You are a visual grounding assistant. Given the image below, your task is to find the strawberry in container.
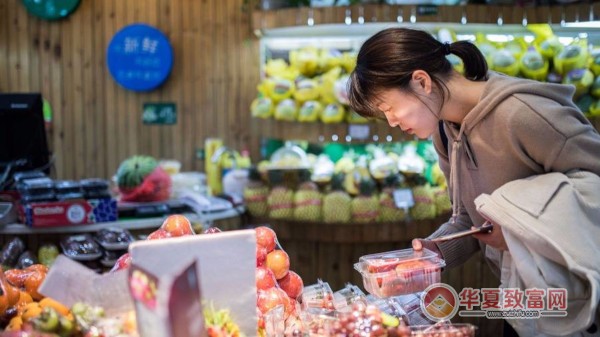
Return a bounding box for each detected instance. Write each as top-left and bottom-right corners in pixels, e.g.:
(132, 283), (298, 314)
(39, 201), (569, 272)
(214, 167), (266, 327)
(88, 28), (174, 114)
(297, 279), (335, 312)
(354, 248), (445, 298)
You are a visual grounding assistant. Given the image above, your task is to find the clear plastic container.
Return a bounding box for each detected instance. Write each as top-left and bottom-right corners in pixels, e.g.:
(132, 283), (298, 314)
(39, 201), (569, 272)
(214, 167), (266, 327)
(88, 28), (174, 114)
(394, 293), (435, 326)
(332, 283), (367, 312)
(54, 180), (84, 200)
(263, 304), (285, 337)
(298, 309), (337, 337)
(298, 279), (335, 312)
(60, 234), (103, 261)
(159, 159), (182, 175)
(94, 227), (135, 250)
(367, 296), (408, 321)
(269, 141), (310, 169)
(100, 249), (127, 267)
(354, 248), (445, 298)
(409, 323), (477, 337)
(12, 171), (46, 184)
(17, 177), (55, 203)
(80, 178), (111, 199)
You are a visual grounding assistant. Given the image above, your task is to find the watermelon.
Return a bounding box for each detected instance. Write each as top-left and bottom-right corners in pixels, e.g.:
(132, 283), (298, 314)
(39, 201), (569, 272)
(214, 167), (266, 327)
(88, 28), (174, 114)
(116, 155), (158, 189)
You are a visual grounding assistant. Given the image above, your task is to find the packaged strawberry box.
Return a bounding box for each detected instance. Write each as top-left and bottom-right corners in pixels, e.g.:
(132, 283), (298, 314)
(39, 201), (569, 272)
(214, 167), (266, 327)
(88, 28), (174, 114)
(354, 248), (445, 298)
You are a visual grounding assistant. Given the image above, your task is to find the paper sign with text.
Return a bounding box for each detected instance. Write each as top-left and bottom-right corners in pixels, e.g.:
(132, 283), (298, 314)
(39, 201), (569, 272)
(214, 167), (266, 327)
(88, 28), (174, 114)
(129, 229), (257, 335)
(130, 261), (205, 337)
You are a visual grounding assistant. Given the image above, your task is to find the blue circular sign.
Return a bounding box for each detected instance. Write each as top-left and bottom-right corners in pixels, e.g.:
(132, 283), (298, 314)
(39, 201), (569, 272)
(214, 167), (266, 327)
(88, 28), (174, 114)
(107, 23), (173, 92)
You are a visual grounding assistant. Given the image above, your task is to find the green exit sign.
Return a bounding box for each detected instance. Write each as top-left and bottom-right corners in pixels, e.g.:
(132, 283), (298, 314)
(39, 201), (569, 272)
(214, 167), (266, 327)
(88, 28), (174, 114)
(143, 102), (177, 125)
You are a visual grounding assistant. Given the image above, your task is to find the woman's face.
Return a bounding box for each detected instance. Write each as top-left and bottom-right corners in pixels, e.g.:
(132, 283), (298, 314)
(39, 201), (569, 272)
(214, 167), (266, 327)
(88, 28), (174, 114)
(376, 87), (440, 139)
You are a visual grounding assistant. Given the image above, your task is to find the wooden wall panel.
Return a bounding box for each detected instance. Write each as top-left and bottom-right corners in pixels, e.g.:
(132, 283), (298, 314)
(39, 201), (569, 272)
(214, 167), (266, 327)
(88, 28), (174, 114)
(0, 0), (598, 181)
(0, 0), (262, 180)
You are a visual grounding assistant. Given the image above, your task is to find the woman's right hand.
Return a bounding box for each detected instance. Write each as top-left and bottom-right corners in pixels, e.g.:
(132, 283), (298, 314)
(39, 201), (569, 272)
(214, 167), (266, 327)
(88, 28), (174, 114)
(412, 238), (442, 257)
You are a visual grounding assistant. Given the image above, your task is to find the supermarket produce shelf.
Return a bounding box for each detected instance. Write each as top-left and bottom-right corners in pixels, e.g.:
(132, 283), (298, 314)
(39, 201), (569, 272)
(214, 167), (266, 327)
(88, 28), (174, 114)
(0, 207), (244, 235)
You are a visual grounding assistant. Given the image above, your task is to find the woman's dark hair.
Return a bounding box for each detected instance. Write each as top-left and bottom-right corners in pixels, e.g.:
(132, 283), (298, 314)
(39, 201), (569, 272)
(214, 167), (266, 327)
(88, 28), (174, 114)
(348, 27), (488, 118)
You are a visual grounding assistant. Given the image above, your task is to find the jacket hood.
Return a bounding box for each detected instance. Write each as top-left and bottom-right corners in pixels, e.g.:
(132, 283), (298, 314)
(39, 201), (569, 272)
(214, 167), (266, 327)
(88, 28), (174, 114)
(462, 72), (577, 133)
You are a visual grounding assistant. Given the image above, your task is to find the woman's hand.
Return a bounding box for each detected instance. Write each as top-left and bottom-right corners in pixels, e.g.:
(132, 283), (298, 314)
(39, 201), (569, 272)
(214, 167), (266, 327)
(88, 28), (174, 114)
(472, 221), (508, 251)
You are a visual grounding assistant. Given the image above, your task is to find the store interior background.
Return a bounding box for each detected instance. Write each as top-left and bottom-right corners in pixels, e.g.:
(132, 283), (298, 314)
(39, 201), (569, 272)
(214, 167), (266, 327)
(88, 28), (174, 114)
(1, 0), (599, 335)
(1, 0), (598, 180)
(0, 0), (262, 181)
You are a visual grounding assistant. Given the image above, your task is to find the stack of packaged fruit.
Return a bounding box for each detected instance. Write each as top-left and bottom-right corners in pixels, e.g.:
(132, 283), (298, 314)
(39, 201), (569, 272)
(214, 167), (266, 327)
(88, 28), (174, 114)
(254, 226), (477, 336)
(252, 24), (600, 120)
(245, 143), (451, 224)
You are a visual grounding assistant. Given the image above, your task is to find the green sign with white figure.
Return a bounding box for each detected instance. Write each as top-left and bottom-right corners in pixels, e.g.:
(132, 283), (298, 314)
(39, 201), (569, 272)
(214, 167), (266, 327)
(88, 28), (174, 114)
(142, 103), (177, 125)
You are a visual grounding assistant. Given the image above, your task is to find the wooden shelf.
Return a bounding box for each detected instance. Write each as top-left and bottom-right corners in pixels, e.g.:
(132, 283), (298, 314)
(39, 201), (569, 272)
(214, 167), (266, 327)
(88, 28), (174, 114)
(253, 3), (599, 31)
(251, 118), (417, 143)
(248, 213), (450, 243)
(0, 207), (244, 235)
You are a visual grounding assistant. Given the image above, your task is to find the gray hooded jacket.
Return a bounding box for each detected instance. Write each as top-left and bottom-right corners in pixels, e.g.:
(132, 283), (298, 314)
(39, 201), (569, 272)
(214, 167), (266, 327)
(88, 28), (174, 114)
(429, 72), (600, 276)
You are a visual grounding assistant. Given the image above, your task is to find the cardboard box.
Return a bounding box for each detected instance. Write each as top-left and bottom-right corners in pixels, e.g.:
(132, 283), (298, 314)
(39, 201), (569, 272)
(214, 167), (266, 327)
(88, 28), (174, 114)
(19, 198), (117, 227)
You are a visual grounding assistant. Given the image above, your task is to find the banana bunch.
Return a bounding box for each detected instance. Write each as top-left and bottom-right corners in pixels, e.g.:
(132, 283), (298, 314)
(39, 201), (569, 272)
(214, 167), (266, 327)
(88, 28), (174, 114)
(289, 46), (320, 77)
(265, 59), (299, 81)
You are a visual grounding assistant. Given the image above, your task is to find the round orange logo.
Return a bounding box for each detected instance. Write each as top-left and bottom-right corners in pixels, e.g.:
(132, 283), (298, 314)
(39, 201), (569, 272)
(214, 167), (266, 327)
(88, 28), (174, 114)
(420, 283), (459, 321)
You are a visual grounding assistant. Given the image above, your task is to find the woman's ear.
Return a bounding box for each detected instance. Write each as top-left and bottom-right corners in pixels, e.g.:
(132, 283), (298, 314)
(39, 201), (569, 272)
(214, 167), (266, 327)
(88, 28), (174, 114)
(411, 70), (432, 94)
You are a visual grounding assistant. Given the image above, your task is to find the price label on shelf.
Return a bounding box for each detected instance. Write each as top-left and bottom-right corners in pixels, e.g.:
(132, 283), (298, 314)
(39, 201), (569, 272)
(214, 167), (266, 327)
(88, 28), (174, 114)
(348, 124), (370, 140)
(393, 188), (415, 209)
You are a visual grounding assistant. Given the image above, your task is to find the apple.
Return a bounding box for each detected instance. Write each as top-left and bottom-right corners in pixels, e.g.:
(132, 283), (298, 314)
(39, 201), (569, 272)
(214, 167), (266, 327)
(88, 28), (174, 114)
(111, 253), (131, 272)
(266, 250), (290, 280)
(256, 245), (268, 267)
(277, 271), (303, 299)
(284, 298), (297, 319)
(147, 229), (171, 240)
(160, 214), (194, 237)
(257, 288), (286, 314)
(255, 226), (277, 253)
(256, 266), (277, 291)
(269, 287), (294, 319)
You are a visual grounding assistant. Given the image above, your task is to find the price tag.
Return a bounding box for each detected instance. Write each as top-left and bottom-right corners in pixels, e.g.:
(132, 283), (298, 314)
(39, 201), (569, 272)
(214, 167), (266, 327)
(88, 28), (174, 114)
(348, 124), (370, 140)
(393, 188), (415, 209)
